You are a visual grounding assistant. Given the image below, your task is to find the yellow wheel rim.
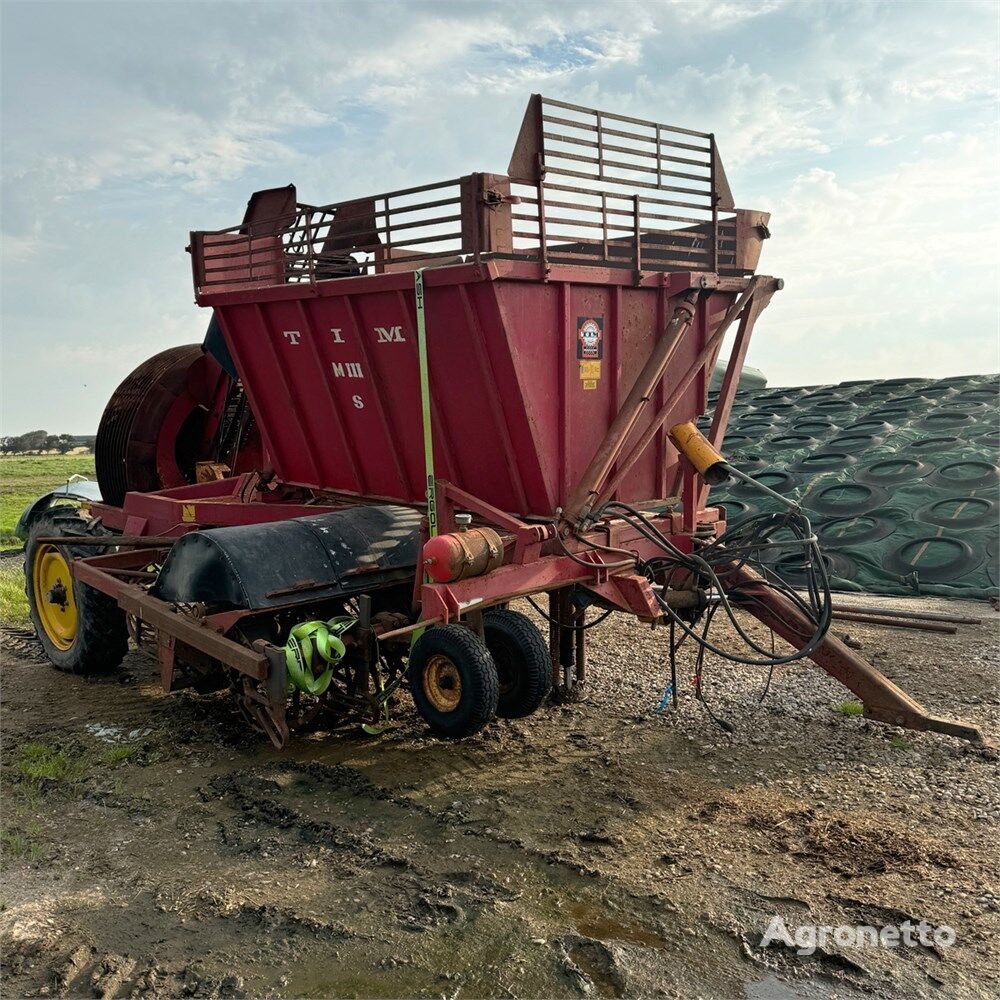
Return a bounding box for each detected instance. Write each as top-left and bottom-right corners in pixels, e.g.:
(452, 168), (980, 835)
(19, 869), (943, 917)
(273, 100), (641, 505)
(423, 654), (462, 713)
(33, 544), (78, 651)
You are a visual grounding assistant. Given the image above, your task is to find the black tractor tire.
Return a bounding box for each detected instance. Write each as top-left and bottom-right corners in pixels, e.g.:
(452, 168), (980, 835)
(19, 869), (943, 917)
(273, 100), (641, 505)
(408, 625), (499, 738)
(483, 608), (552, 718)
(24, 508), (128, 675)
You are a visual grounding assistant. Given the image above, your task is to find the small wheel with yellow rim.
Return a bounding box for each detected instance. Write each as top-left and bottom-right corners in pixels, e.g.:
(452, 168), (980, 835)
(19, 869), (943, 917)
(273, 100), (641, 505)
(24, 509), (128, 674)
(408, 625), (499, 738)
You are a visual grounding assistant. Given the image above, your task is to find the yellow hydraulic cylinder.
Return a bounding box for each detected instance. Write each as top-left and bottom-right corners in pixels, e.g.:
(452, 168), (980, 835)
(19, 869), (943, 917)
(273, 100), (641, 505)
(668, 421), (730, 485)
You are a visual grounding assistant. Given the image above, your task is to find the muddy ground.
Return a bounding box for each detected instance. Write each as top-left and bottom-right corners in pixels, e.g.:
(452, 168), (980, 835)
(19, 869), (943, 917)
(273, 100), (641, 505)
(2, 594), (998, 1000)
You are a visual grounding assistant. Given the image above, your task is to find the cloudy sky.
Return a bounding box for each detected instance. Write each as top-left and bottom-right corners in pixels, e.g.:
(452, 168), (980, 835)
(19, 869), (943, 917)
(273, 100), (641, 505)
(2, 0), (998, 433)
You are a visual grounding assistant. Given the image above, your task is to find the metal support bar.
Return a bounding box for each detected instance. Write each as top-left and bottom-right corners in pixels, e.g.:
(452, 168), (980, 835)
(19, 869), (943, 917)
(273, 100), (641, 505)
(633, 194), (642, 281)
(830, 604), (982, 626)
(545, 588), (580, 694)
(830, 611), (957, 635)
(709, 134), (719, 274)
(559, 590), (574, 690)
(723, 563), (992, 747)
(69, 562), (269, 681)
(707, 289), (768, 448)
(548, 591), (560, 690)
(574, 603), (586, 684)
(35, 536), (176, 548)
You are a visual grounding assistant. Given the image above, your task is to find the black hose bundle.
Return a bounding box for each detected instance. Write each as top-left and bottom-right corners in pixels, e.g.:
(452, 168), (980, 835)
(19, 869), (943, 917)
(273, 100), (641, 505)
(589, 500), (832, 666)
(571, 500), (833, 729)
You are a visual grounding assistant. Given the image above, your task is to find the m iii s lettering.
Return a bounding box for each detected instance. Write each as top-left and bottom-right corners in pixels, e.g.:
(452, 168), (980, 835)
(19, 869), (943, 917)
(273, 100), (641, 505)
(332, 362), (364, 379)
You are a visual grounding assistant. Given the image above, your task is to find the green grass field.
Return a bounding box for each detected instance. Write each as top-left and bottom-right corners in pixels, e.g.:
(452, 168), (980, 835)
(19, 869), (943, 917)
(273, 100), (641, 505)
(0, 453), (96, 626)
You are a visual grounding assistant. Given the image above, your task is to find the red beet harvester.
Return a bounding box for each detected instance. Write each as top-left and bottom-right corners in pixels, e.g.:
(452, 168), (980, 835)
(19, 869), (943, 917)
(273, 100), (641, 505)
(22, 96), (987, 747)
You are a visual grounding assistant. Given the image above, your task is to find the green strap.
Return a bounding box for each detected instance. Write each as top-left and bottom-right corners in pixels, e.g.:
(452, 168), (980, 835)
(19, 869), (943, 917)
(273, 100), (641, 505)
(282, 615), (401, 732)
(283, 616), (356, 696)
(414, 269), (437, 539)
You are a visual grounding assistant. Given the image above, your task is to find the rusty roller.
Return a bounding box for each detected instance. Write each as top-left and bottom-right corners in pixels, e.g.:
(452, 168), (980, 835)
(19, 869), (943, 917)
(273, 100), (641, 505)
(95, 345), (229, 506)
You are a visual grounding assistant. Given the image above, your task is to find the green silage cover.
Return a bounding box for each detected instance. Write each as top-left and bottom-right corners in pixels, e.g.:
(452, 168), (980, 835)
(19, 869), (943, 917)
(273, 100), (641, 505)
(703, 373), (999, 600)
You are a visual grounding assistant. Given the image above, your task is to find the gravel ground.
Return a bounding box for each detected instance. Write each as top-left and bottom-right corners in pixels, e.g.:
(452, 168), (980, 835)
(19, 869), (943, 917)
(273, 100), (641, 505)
(1, 593), (998, 999)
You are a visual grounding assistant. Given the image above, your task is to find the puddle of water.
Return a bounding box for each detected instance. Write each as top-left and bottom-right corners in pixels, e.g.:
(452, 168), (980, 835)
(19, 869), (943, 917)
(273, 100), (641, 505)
(569, 901), (663, 948)
(745, 972), (870, 1000)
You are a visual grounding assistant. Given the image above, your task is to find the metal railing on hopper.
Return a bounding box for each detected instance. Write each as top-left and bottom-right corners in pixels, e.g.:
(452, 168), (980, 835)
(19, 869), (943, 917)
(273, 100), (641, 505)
(192, 177), (467, 292)
(190, 96), (748, 294)
(507, 96), (737, 274)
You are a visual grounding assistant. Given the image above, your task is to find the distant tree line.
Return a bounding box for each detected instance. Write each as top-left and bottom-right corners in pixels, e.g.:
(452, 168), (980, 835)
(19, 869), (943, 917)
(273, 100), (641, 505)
(0, 431), (96, 455)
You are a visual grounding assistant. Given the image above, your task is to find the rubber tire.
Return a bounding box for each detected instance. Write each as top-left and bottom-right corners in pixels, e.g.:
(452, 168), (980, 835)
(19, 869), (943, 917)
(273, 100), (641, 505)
(483, 609), (552, 718)
(24, 508), (128, 675)
(408, 625), (499, 738)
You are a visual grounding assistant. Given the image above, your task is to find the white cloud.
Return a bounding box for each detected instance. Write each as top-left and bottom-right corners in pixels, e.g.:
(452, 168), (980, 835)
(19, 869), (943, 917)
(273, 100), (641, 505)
(0, 231), (55, 265)
(746, 135), (1000, 384)
(922, 131), (959, 145)
(668, 0), (788, 27)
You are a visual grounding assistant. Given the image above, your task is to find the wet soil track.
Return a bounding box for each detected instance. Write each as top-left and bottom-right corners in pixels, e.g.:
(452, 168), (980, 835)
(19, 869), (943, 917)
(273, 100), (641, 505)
(2, 596), (998, 999)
